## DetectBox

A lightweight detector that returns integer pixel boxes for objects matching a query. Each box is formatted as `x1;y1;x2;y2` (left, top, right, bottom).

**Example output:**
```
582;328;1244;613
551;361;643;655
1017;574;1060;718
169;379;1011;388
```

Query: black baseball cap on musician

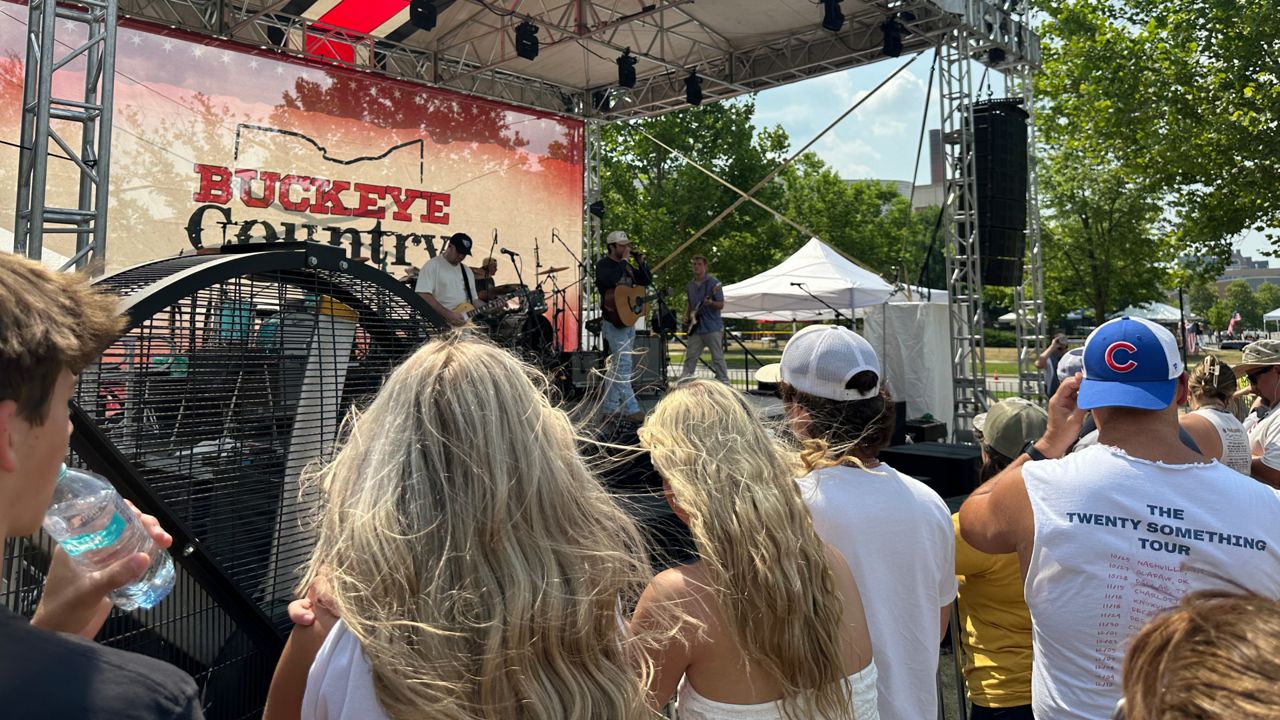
448;233;473;256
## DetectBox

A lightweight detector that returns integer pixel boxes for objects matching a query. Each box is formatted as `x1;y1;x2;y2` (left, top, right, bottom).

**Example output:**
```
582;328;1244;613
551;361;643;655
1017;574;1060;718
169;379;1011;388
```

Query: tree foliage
598;100;940;308
1035;0;1280;261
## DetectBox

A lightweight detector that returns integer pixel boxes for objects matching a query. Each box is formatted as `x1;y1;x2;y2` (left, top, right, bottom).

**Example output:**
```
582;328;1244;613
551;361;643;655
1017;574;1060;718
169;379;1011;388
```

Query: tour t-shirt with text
1022;443;1280;719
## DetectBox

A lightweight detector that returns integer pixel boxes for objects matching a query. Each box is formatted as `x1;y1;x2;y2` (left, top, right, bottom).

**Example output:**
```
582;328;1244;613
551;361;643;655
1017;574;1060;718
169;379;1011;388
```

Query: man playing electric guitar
595;230;652;422
416;233;479;327
679;255;730;384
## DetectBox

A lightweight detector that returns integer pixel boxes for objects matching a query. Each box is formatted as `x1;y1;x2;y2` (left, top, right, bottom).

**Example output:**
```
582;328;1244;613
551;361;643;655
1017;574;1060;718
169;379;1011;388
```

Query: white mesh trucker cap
778;324;881;401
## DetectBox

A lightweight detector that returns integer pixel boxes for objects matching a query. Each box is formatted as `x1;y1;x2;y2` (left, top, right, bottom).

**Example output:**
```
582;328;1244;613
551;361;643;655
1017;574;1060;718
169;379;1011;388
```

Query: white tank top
1192;406;1251;474
1022;444;1280;720
676;661;880;720
302;620;389;720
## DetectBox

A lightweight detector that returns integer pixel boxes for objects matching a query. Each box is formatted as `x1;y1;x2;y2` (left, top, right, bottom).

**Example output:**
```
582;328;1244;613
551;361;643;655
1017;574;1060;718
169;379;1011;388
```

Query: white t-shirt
1248;406;1280;472
1022;444;1280;719
415;253;476;311
797;463;957;720
302;619;389;720
1192;407;1251;475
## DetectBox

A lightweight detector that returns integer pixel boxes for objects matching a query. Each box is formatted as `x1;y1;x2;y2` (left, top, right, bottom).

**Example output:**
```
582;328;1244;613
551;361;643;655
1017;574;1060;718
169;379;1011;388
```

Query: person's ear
0;401;20;475
1175;372;1190;406
662;478;690;524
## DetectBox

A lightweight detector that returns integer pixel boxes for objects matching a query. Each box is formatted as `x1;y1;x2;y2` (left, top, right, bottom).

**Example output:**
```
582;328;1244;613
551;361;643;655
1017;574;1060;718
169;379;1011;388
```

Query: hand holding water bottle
32;466;176;638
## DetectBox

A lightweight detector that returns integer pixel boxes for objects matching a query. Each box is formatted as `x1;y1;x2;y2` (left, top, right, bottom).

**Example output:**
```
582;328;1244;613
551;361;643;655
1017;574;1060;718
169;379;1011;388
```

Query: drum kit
476;265;567;367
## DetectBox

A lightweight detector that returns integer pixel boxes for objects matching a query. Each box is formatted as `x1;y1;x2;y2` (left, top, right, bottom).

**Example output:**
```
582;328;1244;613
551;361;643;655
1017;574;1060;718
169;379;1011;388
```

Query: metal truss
14;0;119;268
1011;58;1046;402
938;27;988;437
111;0;1039;121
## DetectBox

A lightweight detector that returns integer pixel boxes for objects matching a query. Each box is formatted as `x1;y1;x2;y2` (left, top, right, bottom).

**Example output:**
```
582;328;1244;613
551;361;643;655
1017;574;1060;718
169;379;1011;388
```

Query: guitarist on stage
595;230;652;422
416;233;479;327
680;255;729;384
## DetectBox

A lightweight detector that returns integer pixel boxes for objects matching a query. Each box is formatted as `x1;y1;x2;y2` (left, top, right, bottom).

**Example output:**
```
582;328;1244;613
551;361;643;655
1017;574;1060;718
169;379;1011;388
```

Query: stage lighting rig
881;17;905;57
685;70;703;106
515;20;539;60
617;48;638;88
409;0;437;31
821;0;844;32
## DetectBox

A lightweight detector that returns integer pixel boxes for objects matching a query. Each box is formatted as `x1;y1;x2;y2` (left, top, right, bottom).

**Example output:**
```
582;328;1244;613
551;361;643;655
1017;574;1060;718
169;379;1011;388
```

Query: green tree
1035;0;1280;262
1256;283;1280;318
1187;280;1220;319
1223;279;1261;330
1039;149;1171;325
599;100;792;294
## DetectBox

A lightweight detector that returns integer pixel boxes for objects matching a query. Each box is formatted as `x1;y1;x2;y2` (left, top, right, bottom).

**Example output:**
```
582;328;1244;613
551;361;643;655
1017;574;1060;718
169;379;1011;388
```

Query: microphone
501;248;520;257
791;282;805;287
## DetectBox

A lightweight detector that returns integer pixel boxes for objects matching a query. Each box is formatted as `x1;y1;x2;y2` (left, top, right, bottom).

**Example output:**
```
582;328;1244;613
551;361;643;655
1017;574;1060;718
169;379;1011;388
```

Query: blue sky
750;53;1274;264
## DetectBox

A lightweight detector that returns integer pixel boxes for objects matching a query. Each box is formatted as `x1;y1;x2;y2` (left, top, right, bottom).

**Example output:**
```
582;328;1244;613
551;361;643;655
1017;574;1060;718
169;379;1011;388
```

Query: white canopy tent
1264;307;1280;331
722;238;896;322
1109;302;1193;324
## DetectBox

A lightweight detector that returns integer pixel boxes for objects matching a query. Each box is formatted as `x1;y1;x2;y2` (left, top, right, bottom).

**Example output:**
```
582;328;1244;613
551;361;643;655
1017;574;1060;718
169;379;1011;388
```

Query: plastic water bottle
42;465;175;611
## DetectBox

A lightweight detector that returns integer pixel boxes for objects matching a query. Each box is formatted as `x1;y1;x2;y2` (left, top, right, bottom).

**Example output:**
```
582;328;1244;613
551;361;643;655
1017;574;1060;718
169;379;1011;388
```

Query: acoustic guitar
603;285;666;328
684;281;722;335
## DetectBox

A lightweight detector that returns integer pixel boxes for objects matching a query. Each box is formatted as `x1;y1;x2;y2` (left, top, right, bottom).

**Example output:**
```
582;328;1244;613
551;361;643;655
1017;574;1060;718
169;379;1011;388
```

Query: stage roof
119;0;1039;119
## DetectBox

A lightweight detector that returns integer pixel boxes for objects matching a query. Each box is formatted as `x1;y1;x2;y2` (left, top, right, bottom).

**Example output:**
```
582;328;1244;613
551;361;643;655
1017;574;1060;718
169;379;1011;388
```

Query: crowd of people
5;247;1280;720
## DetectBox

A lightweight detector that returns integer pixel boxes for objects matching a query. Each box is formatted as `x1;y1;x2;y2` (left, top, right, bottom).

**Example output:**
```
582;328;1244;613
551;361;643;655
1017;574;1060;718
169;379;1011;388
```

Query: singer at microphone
593;230;653;423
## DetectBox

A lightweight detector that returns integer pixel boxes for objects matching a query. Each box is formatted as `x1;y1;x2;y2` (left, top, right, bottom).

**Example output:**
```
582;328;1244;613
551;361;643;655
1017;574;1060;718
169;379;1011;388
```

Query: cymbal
538;266;569;275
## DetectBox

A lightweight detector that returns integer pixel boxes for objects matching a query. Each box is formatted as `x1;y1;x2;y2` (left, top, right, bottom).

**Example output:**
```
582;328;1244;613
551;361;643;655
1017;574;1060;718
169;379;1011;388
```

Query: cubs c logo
1105;341;1138;372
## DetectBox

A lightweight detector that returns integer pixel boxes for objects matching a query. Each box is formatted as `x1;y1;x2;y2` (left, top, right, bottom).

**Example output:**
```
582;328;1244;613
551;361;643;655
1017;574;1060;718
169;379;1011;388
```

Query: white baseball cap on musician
778;324;881;401
606;230;631;245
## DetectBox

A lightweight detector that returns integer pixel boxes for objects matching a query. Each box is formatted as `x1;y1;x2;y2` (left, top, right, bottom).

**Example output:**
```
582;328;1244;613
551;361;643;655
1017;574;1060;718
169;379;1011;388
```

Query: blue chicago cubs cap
1078;316;1183;411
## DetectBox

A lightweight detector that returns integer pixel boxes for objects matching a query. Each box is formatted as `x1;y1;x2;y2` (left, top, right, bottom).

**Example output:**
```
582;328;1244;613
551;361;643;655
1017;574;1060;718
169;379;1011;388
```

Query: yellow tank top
952;513;1033;707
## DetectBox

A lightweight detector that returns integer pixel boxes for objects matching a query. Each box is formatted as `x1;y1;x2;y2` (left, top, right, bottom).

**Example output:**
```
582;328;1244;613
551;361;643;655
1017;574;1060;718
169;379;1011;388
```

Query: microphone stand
791;283;854;327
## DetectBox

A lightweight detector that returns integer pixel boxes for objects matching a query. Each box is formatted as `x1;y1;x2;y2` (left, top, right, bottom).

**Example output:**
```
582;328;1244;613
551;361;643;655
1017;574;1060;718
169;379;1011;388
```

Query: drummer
471;256;500;301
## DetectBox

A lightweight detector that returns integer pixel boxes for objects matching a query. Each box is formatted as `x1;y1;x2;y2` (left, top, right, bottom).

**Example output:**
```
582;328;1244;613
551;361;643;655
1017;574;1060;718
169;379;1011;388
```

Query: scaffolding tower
14;0;118;270
938;27;988;436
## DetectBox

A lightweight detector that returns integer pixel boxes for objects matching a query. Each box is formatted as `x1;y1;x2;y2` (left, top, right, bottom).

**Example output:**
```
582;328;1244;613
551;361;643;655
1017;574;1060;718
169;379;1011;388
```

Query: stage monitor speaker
879;442;982;500
631;332;666;395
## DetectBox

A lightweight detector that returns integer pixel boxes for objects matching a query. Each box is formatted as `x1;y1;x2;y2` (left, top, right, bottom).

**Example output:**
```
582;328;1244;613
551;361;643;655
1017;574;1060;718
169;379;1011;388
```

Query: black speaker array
972;99;1029;287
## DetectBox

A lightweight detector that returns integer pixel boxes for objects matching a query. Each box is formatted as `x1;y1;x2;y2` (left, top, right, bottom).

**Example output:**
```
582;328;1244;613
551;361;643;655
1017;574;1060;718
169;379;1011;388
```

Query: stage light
881;18;905;57
685;70;703;106
515;20;539;60
409;0;437;31
589;200;605;218
593;89;613;113
617;48;638;88
987;47;1007;64
821;0;845;32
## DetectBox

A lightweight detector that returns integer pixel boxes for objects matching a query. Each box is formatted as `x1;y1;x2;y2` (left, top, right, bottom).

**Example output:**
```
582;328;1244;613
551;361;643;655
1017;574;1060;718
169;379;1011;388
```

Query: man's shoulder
0;613;201;718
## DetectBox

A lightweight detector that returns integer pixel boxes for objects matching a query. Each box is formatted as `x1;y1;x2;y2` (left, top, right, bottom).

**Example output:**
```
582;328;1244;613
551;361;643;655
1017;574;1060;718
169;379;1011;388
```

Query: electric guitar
451;290;524;325
684;281;722;335
603;285;666;328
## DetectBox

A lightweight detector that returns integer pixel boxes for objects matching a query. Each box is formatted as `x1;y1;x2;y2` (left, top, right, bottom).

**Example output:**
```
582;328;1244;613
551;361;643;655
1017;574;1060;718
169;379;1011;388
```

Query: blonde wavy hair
638;380;854;720
301;334;654;720
1189;355;1246;418
1123;590;1280;719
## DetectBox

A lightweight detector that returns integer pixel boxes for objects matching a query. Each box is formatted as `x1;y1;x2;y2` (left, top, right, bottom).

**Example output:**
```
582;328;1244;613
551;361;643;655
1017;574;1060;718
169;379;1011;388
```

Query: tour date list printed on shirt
1072;503;1268;689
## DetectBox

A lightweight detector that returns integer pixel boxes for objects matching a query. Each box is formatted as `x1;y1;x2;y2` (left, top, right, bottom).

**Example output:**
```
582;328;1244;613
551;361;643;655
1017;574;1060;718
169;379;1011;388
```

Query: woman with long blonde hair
264;334;654;720
632;379;877;720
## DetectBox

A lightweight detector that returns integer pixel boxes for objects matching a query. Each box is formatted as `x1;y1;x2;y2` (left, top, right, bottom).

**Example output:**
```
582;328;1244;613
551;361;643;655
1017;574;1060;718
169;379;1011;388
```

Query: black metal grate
2;247;434;719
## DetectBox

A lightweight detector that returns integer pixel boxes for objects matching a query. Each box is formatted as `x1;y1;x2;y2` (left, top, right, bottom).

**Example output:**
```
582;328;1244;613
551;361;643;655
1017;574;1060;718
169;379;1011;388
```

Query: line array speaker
973;99;1029;287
